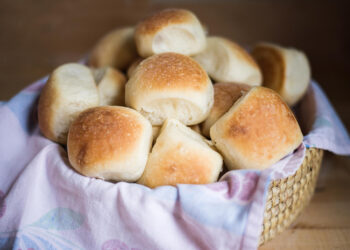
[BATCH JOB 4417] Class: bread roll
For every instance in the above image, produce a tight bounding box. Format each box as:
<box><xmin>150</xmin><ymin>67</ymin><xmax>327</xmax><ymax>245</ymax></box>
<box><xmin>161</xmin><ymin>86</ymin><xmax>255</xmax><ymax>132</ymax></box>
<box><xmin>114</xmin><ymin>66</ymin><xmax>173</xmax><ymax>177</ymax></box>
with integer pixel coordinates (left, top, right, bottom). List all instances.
<box><xmin>252</xmin><ymin>43</ymin><xmax>311</xmax><ymax>106</ymax></box>
<box><xmin>68</xmin><ymin>106</ymin><xmax>152</xmax><ymax>182</ymax></box>
<box><xmin>202</xmin><ymin>82</ymin><xmax>251</xmax><ymax>137</ymax></box>
<box><xmin>193</xmin><ymin>37</ymin><xmax>262</xmax><ymax>85</ymax></box>
<box><xmin>93</xmin><ymin>67</ymin><xmax>126</xmax><ymax>106</ymax></box>
<box><xmin>127</xmin><ymin>57</ymin><xmax>143</xmax><ymax>78</ymax></box>
<box><xmin>125</xmin><ymin>52</ymin><xmax>214</xmax><ymax>126</ymax></box>
<box><xmin>153</xmin><ymin>124</ymin><xmax>200</xmax><ymax>143</ymax></box>
<box><xmin>134</xmin><ymin>9</ymin><xmax>206</xmax><ymax>57</ymax></box>
<box><xmin>210</xmin><ymin>87</ymin><xmax>303</xmax><ymax>170</ymax></box>
<box><xmin>190</xmin><ymin>124</ymin><xmax>201</xmax><ymax>134</ymax></box>
<box><xmin>152</xmin><ymin>126</ymin><xmax>161</xmax><ymax>142</ymax></box>
<box><xmin>89</xmin><ymin>27</ymin><xmax>138</xmax><ymax>70</ymax></box>
<box><xmin>138</xmin><ymin>119</ymin><xmax>223</xmax><ymax>188</ymax></box>
<box><xmin>38</xmin><ymin>63</ymin><xmax>99</xmax><ymax>144</ymax></box>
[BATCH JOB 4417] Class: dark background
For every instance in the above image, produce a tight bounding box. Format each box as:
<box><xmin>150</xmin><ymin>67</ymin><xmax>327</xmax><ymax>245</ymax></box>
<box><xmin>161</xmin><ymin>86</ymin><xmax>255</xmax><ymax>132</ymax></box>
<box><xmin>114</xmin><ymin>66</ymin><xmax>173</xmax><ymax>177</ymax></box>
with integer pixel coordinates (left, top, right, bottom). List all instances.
<box><xmin>1</xmin><ymin>0</ymin><xmax>349</xmax><ymax>131</ymax></box>
<box><xmin>1</xmin><ymin>0</ymin><xmax>349</xmax><ymax>249</ymax></box>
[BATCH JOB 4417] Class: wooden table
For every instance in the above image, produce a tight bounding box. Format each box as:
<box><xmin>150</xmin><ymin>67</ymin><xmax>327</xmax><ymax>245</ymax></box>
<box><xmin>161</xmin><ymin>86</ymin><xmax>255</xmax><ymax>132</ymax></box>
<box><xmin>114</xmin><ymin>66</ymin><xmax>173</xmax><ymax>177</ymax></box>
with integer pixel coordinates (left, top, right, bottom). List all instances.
<box><xmin>1</xmin><ymin>1</ymin><xmax>349</xmax><ymax>249</ymax></box>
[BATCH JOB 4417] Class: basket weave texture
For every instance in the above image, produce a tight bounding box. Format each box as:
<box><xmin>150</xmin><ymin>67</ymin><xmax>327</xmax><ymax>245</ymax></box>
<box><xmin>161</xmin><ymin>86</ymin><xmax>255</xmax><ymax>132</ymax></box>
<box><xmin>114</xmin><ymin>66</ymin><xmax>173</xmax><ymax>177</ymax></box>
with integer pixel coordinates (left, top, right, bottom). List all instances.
<box><xmin>260</xmin><ymin>147</ymin><xmax>324</xmax><ymax>245</ymax></box>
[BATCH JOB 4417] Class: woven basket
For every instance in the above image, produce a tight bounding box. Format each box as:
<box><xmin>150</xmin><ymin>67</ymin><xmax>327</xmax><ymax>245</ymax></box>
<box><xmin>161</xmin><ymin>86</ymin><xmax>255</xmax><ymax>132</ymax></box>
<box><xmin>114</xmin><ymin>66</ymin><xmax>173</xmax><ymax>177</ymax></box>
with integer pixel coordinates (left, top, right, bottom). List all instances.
<box><xmin>259</xmin><ymin>147</ymin><xmax>324</xmax><ymax>245</ymax></box>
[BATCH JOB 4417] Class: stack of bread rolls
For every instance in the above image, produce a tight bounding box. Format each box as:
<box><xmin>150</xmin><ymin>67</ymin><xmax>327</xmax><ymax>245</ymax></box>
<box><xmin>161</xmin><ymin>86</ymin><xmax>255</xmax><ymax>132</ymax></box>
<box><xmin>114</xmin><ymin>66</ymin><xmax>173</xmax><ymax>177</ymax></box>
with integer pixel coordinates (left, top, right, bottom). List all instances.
<box><xmin>38</xmin><ymin>8</ymin><xmax>311</xmax><ymax>188</ymax></box>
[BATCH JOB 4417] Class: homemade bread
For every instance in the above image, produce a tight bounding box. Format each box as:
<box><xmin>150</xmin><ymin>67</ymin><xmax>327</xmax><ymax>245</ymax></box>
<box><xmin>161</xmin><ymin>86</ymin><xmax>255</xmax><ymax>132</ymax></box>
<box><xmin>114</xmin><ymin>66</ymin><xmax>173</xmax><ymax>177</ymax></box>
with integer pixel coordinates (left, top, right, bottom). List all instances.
<box><xmin>210</xmin><ymin>87</ymin><xmax>303</xmax><ymax>170</ymax></box>
<box><xmin>89</xmin><ymin>27</ymin><xmax>138</xmax><ymax>70</ymax></box>
<box><xmin>152</xmin><ymin>126</ymin><xmax>161</xmax><ymax>141</ymax></box>
<box><xmin>93</xmin><ymin>67</ymin><xmax>127</xmax><ymax>106</ymax></box>
<box><xmin>38</xmin><ymin>63</ymin><xmax>99</xmax><ymax>144</ymax></box>
<box><xmin>193</xmin><ymin>37</ymin><xmax>262</xmax><ymax>85</ymax></box>
<box><xmin>252</xmin><ymin>43</ymin><xmax>311</xmax><ymax>106</ymax></box>
<box><xmin>190</xmin><ymin>124</ymin><xmax>201</xmax><ymax>134</ymax></box>
<box><xmin>153</xmin><ymin>124</ymin><xmax>201</xmax><ymax>142</ymax></box>
<box><xmin>67</xmin><ymin>106</ymin><xmax>152</xmax><ymax>182</ymax></box>
<box><xmin>127</xmin><ymin>57</ymin><xmax>143</xmax><ymax>78</ymax></box>
<box><xmin>134</xmin><ymin>9</ymin><xmax>206</xmax><ymax>57</ymax></box>
<box><xmin>138</xmin><ymin>119</ymin><xmax>223</xmax><ymax>188</ymax></box>
<box><xmin>202</xmin><ymin>82</ymin><xmax>251</xmax><ymax>137</ymax></box>
<box><xmin>125</xmin><ymin>52</ymin><xmax>214</xmax><ymax>125</ymax></box>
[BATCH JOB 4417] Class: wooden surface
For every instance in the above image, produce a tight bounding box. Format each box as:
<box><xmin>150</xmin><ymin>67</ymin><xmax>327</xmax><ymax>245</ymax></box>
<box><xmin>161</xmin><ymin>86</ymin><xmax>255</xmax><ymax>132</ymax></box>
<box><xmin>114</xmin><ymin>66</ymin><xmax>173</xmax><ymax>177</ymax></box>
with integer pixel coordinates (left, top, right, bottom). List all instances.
<box><xmin>1</xmin><ymin>0</ymin><xmax>350</xmax><ymax>249</ymax></box>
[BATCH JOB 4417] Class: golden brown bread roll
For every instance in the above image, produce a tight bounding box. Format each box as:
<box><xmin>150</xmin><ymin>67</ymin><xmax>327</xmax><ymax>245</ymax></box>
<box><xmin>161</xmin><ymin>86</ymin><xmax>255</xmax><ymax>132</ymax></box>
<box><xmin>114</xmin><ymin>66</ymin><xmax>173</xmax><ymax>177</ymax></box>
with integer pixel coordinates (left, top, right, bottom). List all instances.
<box><xmin>202</xmin><ymin>82</ymin><xmax>251</xmax><ymax>137</ymax></box>
<box><xmin>67</xmin><ymin>106</ymin><xmax>153</xmax><ymax>182</ymax></box>
<box><xmin>252</xmin><ymin>43</ymin><xmax>311</xmax><ymax>106</ymax></box>
<box><xmin>89</xmin><ymin>27</ymin><xmax>138</xmax><ymax>70</ymax></box>
<box><xmin>138</xmin><ymin>119</ymin><xmax>223</xmax><ymax>188</ymax></box>
<box><xmin>210</xmin><ymin>87</ymin><xmax>303</xmax><ymax>170</ymax></box>
<box><xmin>193</xmin><ymin>37</ymin><xmax>262</xmax><ymax>85</ymax></box>
<box><xmin>125</xmin><ymin>52</ymin><xmax>214</xmax><ymax>126</ymax></box>
<box><xmin>92</xmin><ymin>67</ymin><xmax>127</xmax><ymax>106</ymax></box>
<box><xmin>134</xmin><ymin>9</ymin><xmax>206</xmax><ymax>57</ymax></box>
<box><xmin>38</xmin><ymin>63</ymin><xmax>99</xmax><ymax>144</ymax></box>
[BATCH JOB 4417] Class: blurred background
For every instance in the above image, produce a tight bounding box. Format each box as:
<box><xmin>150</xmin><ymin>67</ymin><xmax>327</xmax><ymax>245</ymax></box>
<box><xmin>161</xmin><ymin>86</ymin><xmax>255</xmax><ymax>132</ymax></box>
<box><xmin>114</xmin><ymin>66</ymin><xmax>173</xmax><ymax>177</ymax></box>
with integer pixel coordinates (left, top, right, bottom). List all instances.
<box><xmin>1</xmin><ymin>0</ymin><xmax>349</xmax><ymax>131</ymax></box>
<box><xmin>1</xmin><ymin>0</ymin><xmax>349</xmax><ymax>248</ymax></box>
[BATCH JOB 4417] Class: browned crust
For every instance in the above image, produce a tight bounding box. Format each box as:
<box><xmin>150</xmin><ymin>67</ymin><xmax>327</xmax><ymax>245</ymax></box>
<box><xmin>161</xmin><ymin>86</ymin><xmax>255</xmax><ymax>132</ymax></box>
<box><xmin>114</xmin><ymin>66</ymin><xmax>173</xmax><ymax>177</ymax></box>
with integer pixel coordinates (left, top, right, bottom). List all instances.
<box><xmin>135</xmin><ymin>9</ymin><xmax>194</xmax><ymax>36</ymax></box>
<box><xmin>224</xmin><ymin>87</ymin><xmax>302</xmax><ymax>162</ymax></box>
<box><xmin>134</xmin><ymin>52</ymin><xmax>209</xmax><ymax>91</ymax></box>
<box><xmin>38</xmin><ymin>76</ymin><xmax>57</xmax><ymax>142</ymax></box>
<box><xmin>67</xmin><ymin>106</ymin><xmax>144</xmax><ymax>173</ymax></box>
<box><xmin>139</xmin><ymin>142</ymin><xmax>213</xmax><ymax>188</ymax></box>
<box><xmin>252</xmin><ymin>44</ymin><xmax>285</xmax><ymax>92</ymax></box>
<box><xmin>212</xmin><ymin>82</ymin><xmax>251</xmax><ymax>118</ymax></box>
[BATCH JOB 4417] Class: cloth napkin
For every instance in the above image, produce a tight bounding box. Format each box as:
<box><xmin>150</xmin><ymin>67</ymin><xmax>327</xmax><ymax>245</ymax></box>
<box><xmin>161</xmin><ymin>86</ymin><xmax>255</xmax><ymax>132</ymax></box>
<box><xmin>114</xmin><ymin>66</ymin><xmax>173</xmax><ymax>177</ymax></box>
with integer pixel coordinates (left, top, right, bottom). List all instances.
<box><xmin>0</xmin><ymin>78</ymin><xmax>349</xmax><ymax>250</ymax></box>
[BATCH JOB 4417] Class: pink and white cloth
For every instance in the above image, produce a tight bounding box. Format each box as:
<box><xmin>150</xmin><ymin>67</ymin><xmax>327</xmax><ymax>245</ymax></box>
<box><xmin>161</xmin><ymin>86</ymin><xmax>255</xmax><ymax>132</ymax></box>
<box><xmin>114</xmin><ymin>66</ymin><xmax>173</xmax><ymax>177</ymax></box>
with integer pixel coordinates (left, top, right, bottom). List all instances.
<box><xmin>0</xmin><ymin>77</ymin><xmax>349</xmax><ymax>250</ymax></box>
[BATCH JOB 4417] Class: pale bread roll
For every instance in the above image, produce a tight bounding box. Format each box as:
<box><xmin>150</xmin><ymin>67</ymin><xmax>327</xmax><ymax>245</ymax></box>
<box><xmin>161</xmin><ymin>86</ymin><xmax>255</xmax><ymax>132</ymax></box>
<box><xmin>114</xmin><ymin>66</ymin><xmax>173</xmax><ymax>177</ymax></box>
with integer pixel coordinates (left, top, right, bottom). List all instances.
<box><xmin>153</xmin><ymin>124</ymin><xmax>201</xmax><ymax>142</ymax></box>
<box><xmin>134</xmin><ymin>9</ymin><xmax>206</xmax><ymax>57</ymax></box>
<box><xmin>92</xmin><ymin>67</ymin><xmax>126</xmax><ymax>106</ymax></box>
<box><xmin>138</xmin><ymin>119</ymin><xmax>223</xmax><ymax>188</ymax></box>
<box><xmin>210</xmin><ymin>87</ymin><xmax>303</xmax><ymax>170</ymax></box>
<box><xmin>89</xmin><ymin>27</ymin><xmax>138</xmax><ymax>70</ymax></box>
<box><xmin>68</xmin><ymin>106</ymin><xmax>152</xmax><ymax>182</ymax></box>
<box><xmin>125</xmin><ymin>52</ymin><xmax>214</xmax><ymax>126</ymax></box>
<box><xmin>202</xmin><ymin>82</ymin><xmax>251</xmax><ymax>137</ymax></box>
<box><xmin>38</xmin><ymin>63</ymin><xmax>99</xmax><ymax>144</ymax></box>
<box><xmin>193</xmin><ymin>37</ymin><xmax>262</xmax><ymax>85</ymax></box>
<box><xmin>252</xmin><ymin>43</ymin><xmax>311</xmax><ymax>106</ymax></box>
<box><xmin>127</xmin><ymin>58</ymin><xmax>143</xmax><ymax>78</ymax></box>
<box><xmin>152</xmin><ymin>126</ymin><xmax>161</xmax><ymax>141</ymax></box>
<box><xmin>93</xmin><ymin>67</ymin><xmax>127</xmax><ymax>106</ymax></box>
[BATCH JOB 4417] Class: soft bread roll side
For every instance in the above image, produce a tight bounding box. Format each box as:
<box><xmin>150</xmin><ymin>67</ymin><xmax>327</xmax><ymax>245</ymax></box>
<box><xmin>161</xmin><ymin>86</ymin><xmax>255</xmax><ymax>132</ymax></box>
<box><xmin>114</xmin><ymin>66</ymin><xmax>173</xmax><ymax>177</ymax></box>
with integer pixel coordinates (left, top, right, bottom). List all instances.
<box><xmin>125</xmin><ymin>52</ymin><xmax>214</xmax><ymax>126</ymax></box>
<box><xmin>138</xmin><ymin>119</ymin><xmax>223</xmax><ymax>188</ymax></box>
<box><xmin>134</xmin><ymin>9</ymin><xmax>206</xmax><ymax>57</ymax></box>
<box><xmin>89</xmin><ymin>27</ymin><xmax>138</xmax><ymax>70</ymax></box>
<box><xmin>202</xmin><ymin>82</ymin><xmax>251</xmax><ymax>137</ymax></box>
<box><xmin>127</xmin><ymin>58</ymin><xmax>143</xmax><ymax>78</ymax></box>
<box><xmin>193</xmin><ymin>37</ymin><xmax>262</xmax><ymax>85</ymax></box>
<box><xmin>210</xmin><ymin>87</ymin><xmax>303</xmax><ymax>170</ymax></box>
<box><xmin>93</xmin><ymin>67</ymin><xmax>127</xmax><ymax>106</ymax></box>
<box><xmin>252</xmin><ymin>43</ymin><xmax>311</xmax><ymax>106</ymax></box>
<box><xmin>38</xmin><ymin>63</ymin><xmax>99</xmax><ymax>144</ymax></box>
<box><xmin>152</xmin><ymin>126</ymin><xmax>161</xmax><ymax>142</ymax></box>
<box><xmin>68</xmin><ymin>106</ymin><xmax>153</xmax><ymax>182</ymax></box>
<box><xmin>152</xmin><ymin>124</ymin><xmax>201</xmax><ymax>143</ymax></box>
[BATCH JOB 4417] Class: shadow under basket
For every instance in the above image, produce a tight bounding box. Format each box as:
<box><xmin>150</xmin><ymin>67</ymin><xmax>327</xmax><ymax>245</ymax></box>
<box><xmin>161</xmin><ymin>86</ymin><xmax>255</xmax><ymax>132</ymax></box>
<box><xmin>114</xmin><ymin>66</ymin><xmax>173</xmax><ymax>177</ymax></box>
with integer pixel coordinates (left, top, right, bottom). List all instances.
<box><xmin>259</xmin><ymin>147</ymin><xmax>324</xmax><ymax>245</ymax></box>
